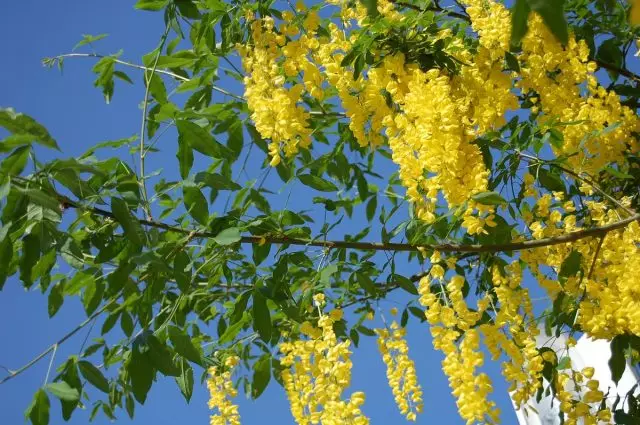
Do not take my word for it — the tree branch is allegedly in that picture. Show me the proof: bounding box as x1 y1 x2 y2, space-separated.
51 191 640 254
0 296 118 385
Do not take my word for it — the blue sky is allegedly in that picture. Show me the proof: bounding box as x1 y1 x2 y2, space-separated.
0 1 527 425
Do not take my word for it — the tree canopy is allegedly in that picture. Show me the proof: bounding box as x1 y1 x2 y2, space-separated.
1 0 640 424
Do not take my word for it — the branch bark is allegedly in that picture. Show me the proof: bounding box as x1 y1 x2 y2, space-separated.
52 191 640 254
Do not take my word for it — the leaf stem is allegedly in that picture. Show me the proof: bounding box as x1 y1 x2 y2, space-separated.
139 26 170 221
43 344 58 385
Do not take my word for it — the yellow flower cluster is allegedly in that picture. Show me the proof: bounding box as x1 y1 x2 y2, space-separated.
419 266 499 425
519 15 639 175
481 264 544 408
240 1 520 235
554 366 611 425
521 198 640 340
207 356 241 425
238 15 313 166
464 0 639 175
375 321 423 420
279 311 369 425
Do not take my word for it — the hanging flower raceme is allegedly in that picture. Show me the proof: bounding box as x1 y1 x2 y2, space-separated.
418 270 500 425
207 356 242 425
279 295 370 425
375 321 423 421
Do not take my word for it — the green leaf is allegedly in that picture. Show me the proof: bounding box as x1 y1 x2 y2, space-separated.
111 198 145 246
557 356 571 370
95 237 127 263
252 354 271 399
183 186 209 226
134 0 169 11
26 389 50 425
510 0 531 48
73 33 108 51
176 120 231 159
471 191 507 206
538 168 565 192
213 227 241 245
504 51 521 72
47 283 64 318
0 108 58 150
174 250 192 291
146 74 168 104
176 133 194 179
20 189 61 214
125 394 135 419
298 174 338 192
20 233 41 287
168 326 202 365
78 360 110 393
603 166 633 180
175 359 194 402
366 196 377 222
526 0 568 45
252 243 270 266
559 250 582 279
1 145 30 177
121 311 134 337
45 382 79 402
253 292 272 342
0 236 13 290
195 172 241 190
128 346 154 404
356 273 378 296
175 0 201 19
147 335 180 377
609 335 629 384
394 274 418 296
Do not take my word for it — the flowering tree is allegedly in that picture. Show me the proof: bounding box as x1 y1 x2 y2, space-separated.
1 0 640 424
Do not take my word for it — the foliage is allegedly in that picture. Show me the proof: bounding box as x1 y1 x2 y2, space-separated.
2 0 640 424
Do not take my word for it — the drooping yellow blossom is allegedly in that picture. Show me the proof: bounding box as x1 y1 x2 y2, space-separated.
207 356 241 425
375 321 423 420
280 313 369 425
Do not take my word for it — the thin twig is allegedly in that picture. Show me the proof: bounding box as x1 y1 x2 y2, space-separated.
0 296 118 385
518 151 636 216
49 53 344 117
43 344 58 385
139 26 170 221
50 53 245 102
586 235 606 280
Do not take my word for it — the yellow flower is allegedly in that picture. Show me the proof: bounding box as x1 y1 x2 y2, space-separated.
312 293 326 307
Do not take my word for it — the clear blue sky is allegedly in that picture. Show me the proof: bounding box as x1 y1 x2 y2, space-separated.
0 2 524 424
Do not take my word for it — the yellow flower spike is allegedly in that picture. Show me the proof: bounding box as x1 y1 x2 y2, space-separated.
280 312 370 425
375 321 423 420
208 361 241 425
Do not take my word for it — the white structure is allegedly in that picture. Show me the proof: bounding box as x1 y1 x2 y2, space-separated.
513 329 639 425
